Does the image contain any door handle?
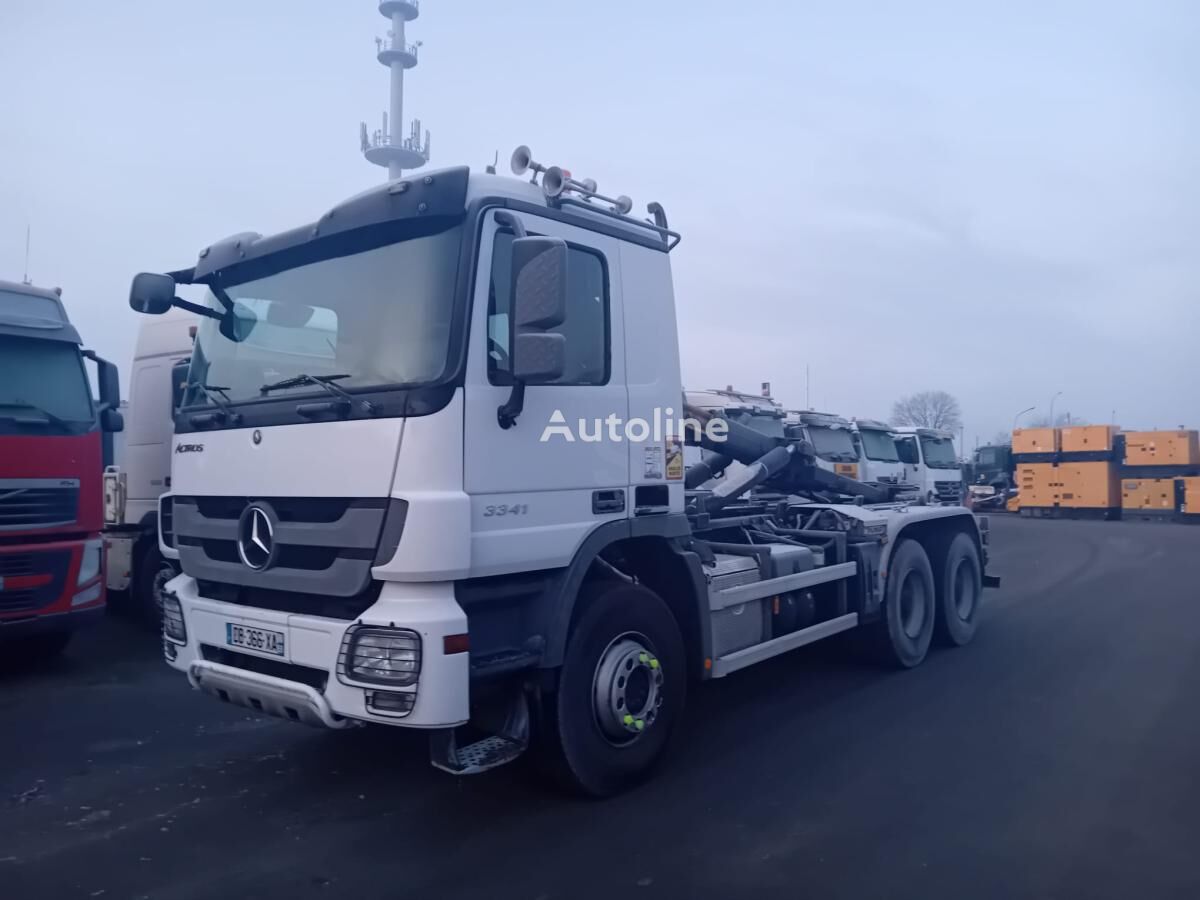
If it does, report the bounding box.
[592,490,626,515]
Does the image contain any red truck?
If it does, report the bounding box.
[1,278,122,662]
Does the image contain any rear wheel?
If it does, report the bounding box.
[871,539,936,668]
[541,582,686,797]
[934,532,982,647]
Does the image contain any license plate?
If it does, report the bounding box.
[226,622,285,657]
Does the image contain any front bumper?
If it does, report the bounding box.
[163,574,470,729]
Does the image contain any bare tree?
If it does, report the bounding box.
[891,391,962,432]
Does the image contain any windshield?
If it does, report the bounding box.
[185,226,463,407]
[920,435,959,468]
[858,429,900,462]
[807,426,858,462]
[977,447,1004,468]
[0,335,94,433]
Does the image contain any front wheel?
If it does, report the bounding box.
[135,546,178,627]
[541,582,686,797]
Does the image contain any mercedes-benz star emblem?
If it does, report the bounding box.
[252,429,263,445]
[237,504,276,571]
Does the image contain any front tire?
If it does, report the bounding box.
[541,582,686,797]
[934,532,982,647]
[134,546,178,627]
[871,539,936,668]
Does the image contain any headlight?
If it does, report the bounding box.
[340,627,421,686]
[77,539,103,585]
[162,593,187,643]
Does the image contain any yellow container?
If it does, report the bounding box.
[1121,478,1177,510]
[1013,428,1058,455]
[1060,425,1118,454]
[1059,462,1120,509]
[1017,463,1061,507]
[1123,430,1200,467]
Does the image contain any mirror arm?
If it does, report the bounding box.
[497,381,525,430]
[494,213,529,428]
[494,211,527,239]
[170,297,224,321]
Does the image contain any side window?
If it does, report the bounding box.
[488,229,609,386]
[896,437,919,465]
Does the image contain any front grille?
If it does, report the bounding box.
[0,554,35,577]
[0,590,37,613]
[0,548,71,615]
[0,481,79,531]
[200,644,329,692]
[174,496,395,599]
[197,579,382,621]
[935,481,962,501]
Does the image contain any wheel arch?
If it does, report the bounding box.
[887,513,981,593]
[542,516,710,679]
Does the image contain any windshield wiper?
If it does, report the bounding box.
[187,383,243,424]
[259,373,377,416]
[0,401,74,432]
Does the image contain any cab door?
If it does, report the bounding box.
[463,208,629,577]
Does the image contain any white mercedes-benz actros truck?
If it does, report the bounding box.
[129,148,996,796]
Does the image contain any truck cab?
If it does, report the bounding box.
[892,426,963,504]
[850,419,908,486]
[787,410,861,480]
[129,153,991,795]
[0,279,122,659]
[104,308,197,620]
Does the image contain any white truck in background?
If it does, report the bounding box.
[103,308,196,619]
[892,426,964,505]
[787,410,861,480]
[850,419,910,487]
[127,147,995,796]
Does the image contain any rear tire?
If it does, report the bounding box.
[540,582,686,797]
[871,539,936,668]
[934,532,982,647]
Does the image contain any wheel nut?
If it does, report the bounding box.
[623,714,634,726]
[635,719,645,731]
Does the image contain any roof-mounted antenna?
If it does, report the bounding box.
[486,150,498,175]
[510,145,548,184]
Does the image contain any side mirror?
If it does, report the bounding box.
[513,333,566,383]
[84,353,121,409]
[100,406,124,433]
[129,272,176,315]
[509,237,568,384]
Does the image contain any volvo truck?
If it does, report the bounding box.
[128,148,994,795]
[1,279,122,659]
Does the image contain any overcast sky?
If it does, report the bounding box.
[2,0,1196,446]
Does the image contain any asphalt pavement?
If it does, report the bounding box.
[4,516,1200,899]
